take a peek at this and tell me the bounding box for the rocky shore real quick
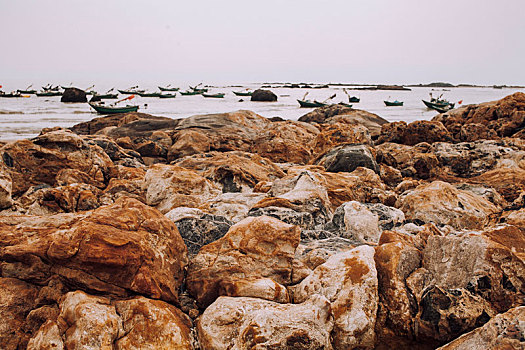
[0,93,524,349]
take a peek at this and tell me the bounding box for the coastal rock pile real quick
[0,93,524,349]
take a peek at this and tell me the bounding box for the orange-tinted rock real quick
[70,112,172,135]
[469,166,525,202]
[293,245,378,349]
[433,92,525,140]
[311,122,372,160]
[0,197,188,303]
[144,164,220,213]
[0,130,116,196]
[377,120,452,146]
[197,295,334,350]
[114,297,192,349]
[174,151,285,193]
[0,167,13,209]
[186,216,300,308]
[0,278,38,350]
[397,181,499,230]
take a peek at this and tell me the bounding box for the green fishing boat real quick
[118,87,145,95]
[88,102,139,114]
[180,90,202,95]
[431,104,454,113]
[159,86,180,92]
[233,90,253,96]
[384,100,404,106]
[202,93,225,98]
[0,92,23,98]
[138,92,162,97]
[348,96,360,103]
[297,99,326,108]
[17,85,36,94]
[159,93,177,98]
[422,99,455,109]
[95,93,118,99]
[36,91,62,97]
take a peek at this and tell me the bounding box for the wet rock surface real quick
[0,94,524,349]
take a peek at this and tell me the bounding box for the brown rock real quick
[0,197,188,303]
[0,278,38,350]
[144,164,220,213]
[469,166,525,202]
[197,295,334,350]
[437,306,525,350]
[293,245,378,349]
[174,151,285,193]
[114,297,192,349]
[311,123,372,160]
[186,216,300,307]
[397,181,499,230]
[377,120,452,146]
[0,130,116,196]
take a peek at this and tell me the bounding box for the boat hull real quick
[88,102,139,114]
[297,99,326,108]
[159,94,177,98]
[180,91,202,95]
[233,91,253,96]
[159,86,180,91]
[202,93,225,98]
[36,92,62,97]
[384,101,404,106]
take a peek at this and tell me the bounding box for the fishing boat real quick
[202,92,225,98]
[297,99,326,108]
[348,96,360,103]
[138,92,162,97]
[36,91,62,97]
[94,88,118,99]
[338,103,353,108]
[0,91,24,98]
[233,90,253,96]
[158,85,180,92]
[431,104,454,113]
[88,102,138,114]
[384,100,404,106]
[180,90,202,95]
[118,86,145,95]
[422,99,455,109]
[159,93,177,98]
[17,84,37,94]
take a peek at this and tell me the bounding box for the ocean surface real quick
[0,84,523,141]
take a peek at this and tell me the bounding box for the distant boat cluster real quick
[1,83,462,115]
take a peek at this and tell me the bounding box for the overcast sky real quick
[1,0,524,86]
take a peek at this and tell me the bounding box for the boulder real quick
[250,89,277,101]
[173,151,285,192]
[299,105,388,137]
[0,168,12,209]
[70,112,174,136]
[433,92,525,140]
[186,216,300,307]
[0,278,38,350]
[60,87,87,103]
[324,201,382,244]
[0,197,188,303]
[205,192,267,222]
[397,181,499,230]
[315,144,379,173]
[248,206,316,231]
[144,164,220,213]
[197,295,333,350]
[311,122,372,160]
[165,207,232,256]
[437,306,525,350]
[0,130,116,196]
[377,120,452,146]
[376,142,439,180]
[293,245,378,349]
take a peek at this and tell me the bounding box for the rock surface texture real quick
[0,93,524,349]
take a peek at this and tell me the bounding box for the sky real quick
[1,0,524,87]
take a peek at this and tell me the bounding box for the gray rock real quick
[363,203,405,231]
[316,144,379,173]
[61,87,87,103]
[248,206,316,231]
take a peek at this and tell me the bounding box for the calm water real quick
[0,84,523,141]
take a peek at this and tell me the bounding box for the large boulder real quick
[397,181,499,230]
[433,92,525,140]
[0,197,188,303]
[293,245,378,349]
[197,295,333,350]
[144,164,220,213]
[60,87,87,103]
[315,144,379,173]
[186,216,300,307]
[298,105,388,137]
[377,120,452,146]
[250,89,277,101]
[0,130,116,196]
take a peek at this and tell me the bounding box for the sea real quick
[0,83,523,141]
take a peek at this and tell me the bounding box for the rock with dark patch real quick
[165,207,233,256]
[315,144,379,173]
[377,120,452,146]
[250,89,277,102]
[247,206,316,231]
[60,88,87,103]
